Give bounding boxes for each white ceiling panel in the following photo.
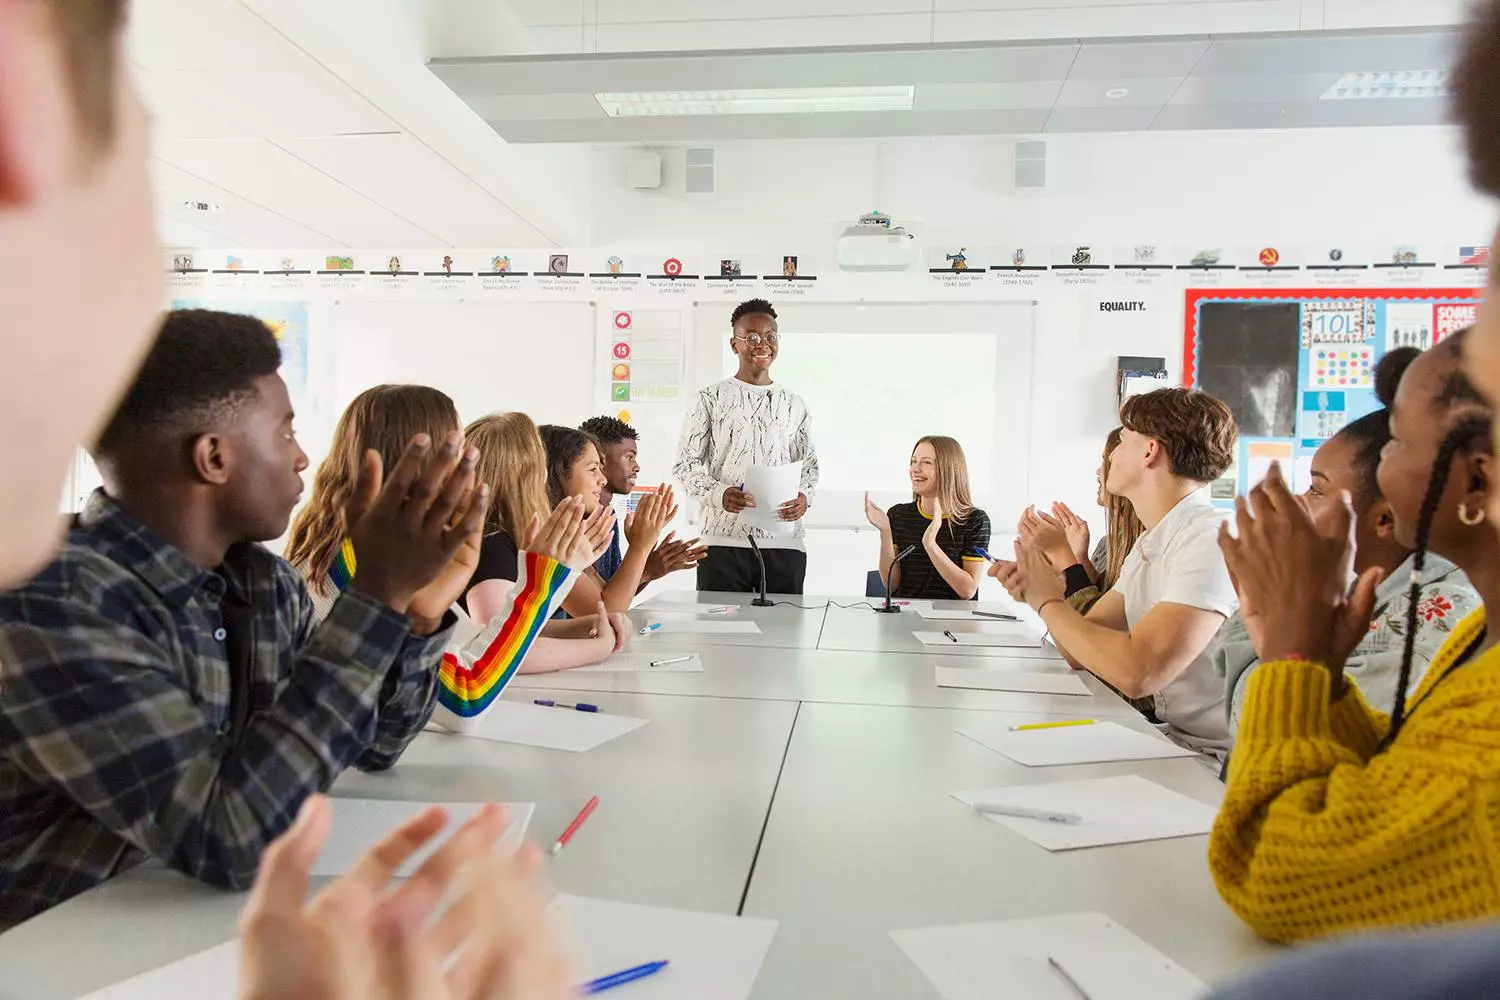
[1151,95,1452,129]
[276,134,550,245]
[156,214,243,250]
[152,158,342,247]
[127,0,305,72]
[1069,40,1212,79]
[934,1,1302,41]
[1044,105,1165,132]
[589,16,940,53]
[913,82,1065,112]
[1320,0,1469,29]
[154,139,443,247]
[1193,31,1459,76]
[136,66,262,139]
[143,64,397,138]
[597,0,931,18]
[492,108,1053,142]
[1168,72,1342,105]
[1055,77,1186,108]
[466,94,611,121]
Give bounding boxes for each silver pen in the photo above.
[650,656,692,667]
[1047,956,1092,1000]
[971,802,1082,824]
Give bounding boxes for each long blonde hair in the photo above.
[466,412,551,539]
[1102,427,1144,590]
[286,385,458,594]
[911,435,976,525]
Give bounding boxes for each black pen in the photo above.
[943,629,959,643]
[973,611,1019,621]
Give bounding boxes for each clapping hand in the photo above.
[1014,538,1065,610]
[644,532,706,581]
[863,492,891,534]
[923,496,945,547]
[1052,502,1092,566]
[521,496,592,571]
[582,502,617,562]
[1217,461,1382,682]
[625,486,677,549]
[1017,505,1074,573]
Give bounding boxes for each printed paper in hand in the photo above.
[915,629,1042,649]
[952,775,1217,850]
[573,653,706,673]
[554,894,778,1000]
[935,665,1090,696]
[892,912,1204,1000]
[450,699,649,752]
[74,941,237,1000]
[642,620,761,635]
[313,799,533,876]
[956,719,1198,766]
[741,462,802,537]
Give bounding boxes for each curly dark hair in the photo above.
[580,415,639,446]
[538,424,601,506]
[731,298,777,328]
[95,309,283,457]
[1373,346,1421,409]
[1118,387,1237,483]
[1455,0,1500,196]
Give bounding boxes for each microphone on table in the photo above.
[746,534,775,607]
[873,544,917,614]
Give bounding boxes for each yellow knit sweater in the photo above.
[1210,607,1500,943]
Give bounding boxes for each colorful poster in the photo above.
[170,299,310,410]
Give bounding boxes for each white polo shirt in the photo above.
[1111,488,1237,749]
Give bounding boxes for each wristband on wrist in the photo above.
[1037,597,1065,616]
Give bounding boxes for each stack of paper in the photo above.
[952,775,1218,851]
[955,719,1199,766]
[935,665,1090,696]
[446,700,649,752]
[555,894,779,1000]
[314,798,533,876]
[573,652,706,673]
[892,912,1204,1000]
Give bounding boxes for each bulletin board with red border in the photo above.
[1182,287,1482,504]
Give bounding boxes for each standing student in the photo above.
[674,298,819,595]
[863,436,990,600]
[993,387,1240,751]
[580,415,706,587]
[539,424,676,616]
[459,413,625,675]
[0,311,483,929]
[0,5,567,991]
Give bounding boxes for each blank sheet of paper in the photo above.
[638,600,738,615]
[642,620,762,635]
[915,629,1041,649]
[935,665,1090,696]
[892,911,1204,1000]
[952,775,1217,850]
[313,799,533,876]
[75,941,236,1000]
[956,719,1199,766]
[741,462,802,537]
[554,894,778,1000]
[914,608,1024,622]
[452,700,649,752]
[572,652,706,673]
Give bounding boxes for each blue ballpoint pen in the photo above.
[533,699,600,713]
[582,960,670,994]
[639,622,663,634]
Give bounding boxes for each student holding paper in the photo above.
[674,298,819,595]
[992,388,1240,752]
[864,436,991,600]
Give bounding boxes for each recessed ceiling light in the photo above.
[595,87,915,117]
[1105,88,1130,99]
[182,200,223,213]
[1321,70,1450,100]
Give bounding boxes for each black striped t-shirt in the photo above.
[887,501,991,600]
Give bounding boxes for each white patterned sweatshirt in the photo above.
[673,377,819,550]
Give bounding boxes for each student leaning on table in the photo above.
[1211,334,1500,943]
[0,2,567,992]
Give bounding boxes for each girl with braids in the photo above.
[1210,331,1500,943]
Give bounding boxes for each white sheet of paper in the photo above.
[74,941,237,1000]
[914,608,1024,622]
[554,894,778,1000]
[952,775,1217,850]
[741,462,802,537]
[642,620,762,635]
[573,652,706,673]
[915,629,1041,649]
[451,700,649,752]
[935,665,1090,696]
[956,719,1199,766]
[892,911,1204,1000]
[638,600,738,615]
[312,799,533,876]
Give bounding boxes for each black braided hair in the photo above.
[1383,413,1491,744]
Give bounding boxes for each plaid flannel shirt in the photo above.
[0,492,453,930]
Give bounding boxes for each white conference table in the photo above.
[0,593,1280,1000]
[742,702,1279,999]
[631,590,833,649]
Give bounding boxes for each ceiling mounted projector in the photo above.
[837,211,914,272]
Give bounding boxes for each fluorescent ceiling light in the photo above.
[1321,70,1449,100]
[596,87,914,117]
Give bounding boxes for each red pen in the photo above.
[550,795,600,857]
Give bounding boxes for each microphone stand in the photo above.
[874,544,917,613]
[746,534,775,607]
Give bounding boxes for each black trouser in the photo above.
[697,545,807,596]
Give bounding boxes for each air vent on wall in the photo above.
[1015,140,1046,190]
[685,147,716,194]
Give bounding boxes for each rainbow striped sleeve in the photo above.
[428,551,575,735]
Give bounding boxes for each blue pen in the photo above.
[972,547,997,563]
[583,961,670,995]
[639,622,663,635]
[533,699,600,713]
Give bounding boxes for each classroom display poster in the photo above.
[1182,288,1481,504]
[171,299,311,412]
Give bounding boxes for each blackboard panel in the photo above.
[1197,301,1300,439]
